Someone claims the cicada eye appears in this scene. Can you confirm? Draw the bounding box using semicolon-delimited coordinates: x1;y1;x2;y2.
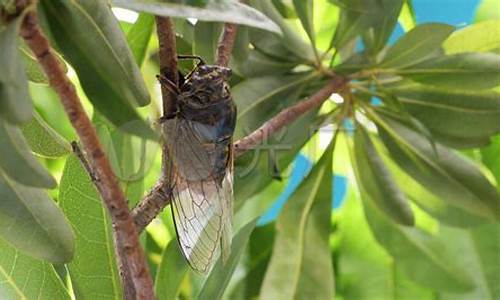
220;67;231;78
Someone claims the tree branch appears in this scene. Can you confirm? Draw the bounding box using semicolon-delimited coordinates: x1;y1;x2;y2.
216;23;238;67
18;7;154;299
234;77;348;156
129;16;179;233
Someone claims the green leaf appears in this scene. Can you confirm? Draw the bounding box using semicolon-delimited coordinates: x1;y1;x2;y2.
193;21;220;64
443;20;500;55
20;47;48;84
475;0;500;22
261;141;334;300
20;43;68;84
331;0;403;53
363;198;475;292
155;239;189;300
0;14;32;124
113;0;281;34
399;52;500;90
0;238;71;299
380;148;494;228
482;135;500;187
292;0;315;45
384;82;500;142
40;0;155;139
372;112;500;220
59;155;123;299
337;192;435;299
198;219;258;300
352;125;414;226
126;13;155;66
231;26;250;64
21;111;71;158
232;50;297;78
0;169;75;263
437;224;500;299
380;23;455;68
0;118;56;188
249;0;316;62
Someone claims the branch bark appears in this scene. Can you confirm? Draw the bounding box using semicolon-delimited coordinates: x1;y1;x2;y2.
234;77;348;156
216;23;238;67
18;7;154;300
129;16;179;233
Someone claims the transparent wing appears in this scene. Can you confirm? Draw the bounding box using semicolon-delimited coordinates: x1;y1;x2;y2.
163;118;233;273
171;171;233;273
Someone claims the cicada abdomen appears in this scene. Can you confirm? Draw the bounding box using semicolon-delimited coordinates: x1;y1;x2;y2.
161;61;236;273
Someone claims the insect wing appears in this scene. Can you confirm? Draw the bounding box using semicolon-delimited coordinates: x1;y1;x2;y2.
164;118;233;273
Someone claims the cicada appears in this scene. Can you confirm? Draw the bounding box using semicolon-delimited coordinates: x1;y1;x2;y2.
158;56;236;273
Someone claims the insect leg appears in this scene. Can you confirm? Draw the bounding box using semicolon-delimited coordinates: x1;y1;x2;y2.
177;55;206;65
156;74;181;95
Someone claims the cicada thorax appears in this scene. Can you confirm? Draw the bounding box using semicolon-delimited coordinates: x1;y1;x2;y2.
173;64;236;185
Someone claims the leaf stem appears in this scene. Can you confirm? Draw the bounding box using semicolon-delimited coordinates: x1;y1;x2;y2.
16;3;154;299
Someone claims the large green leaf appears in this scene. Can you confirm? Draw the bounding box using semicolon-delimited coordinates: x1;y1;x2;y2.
0;14;32;124
113;0;281;34
337;192;435;299
372;111;500;220
330;0;403;53
363;198;475;292
154;239;189;300
380;147;494;228
193;21;220;65
0;238;71;299
443;20;500;55
384;82;500;142
292;0;315;47
380;23;455;68
0;118;56;188
352;126;414;226
437;224;500;299
399;53;500;90
261;141;334;300
0;169;74;263
198;219;258;300
59;155;122;299
126;13;155;66
40;0;155;138
249;0;316;62
475;0;500;22
21;111;71;158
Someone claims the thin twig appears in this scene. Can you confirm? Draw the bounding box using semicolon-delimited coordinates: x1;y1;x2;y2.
216;23;238;67
131;179;172;232
234;77;348;156
18;6;154;299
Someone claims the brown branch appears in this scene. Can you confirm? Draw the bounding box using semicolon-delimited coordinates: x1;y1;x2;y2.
18;7;154;300
131;179;172;232
129;17;179;233
216;23;238;67
234;77;348;156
